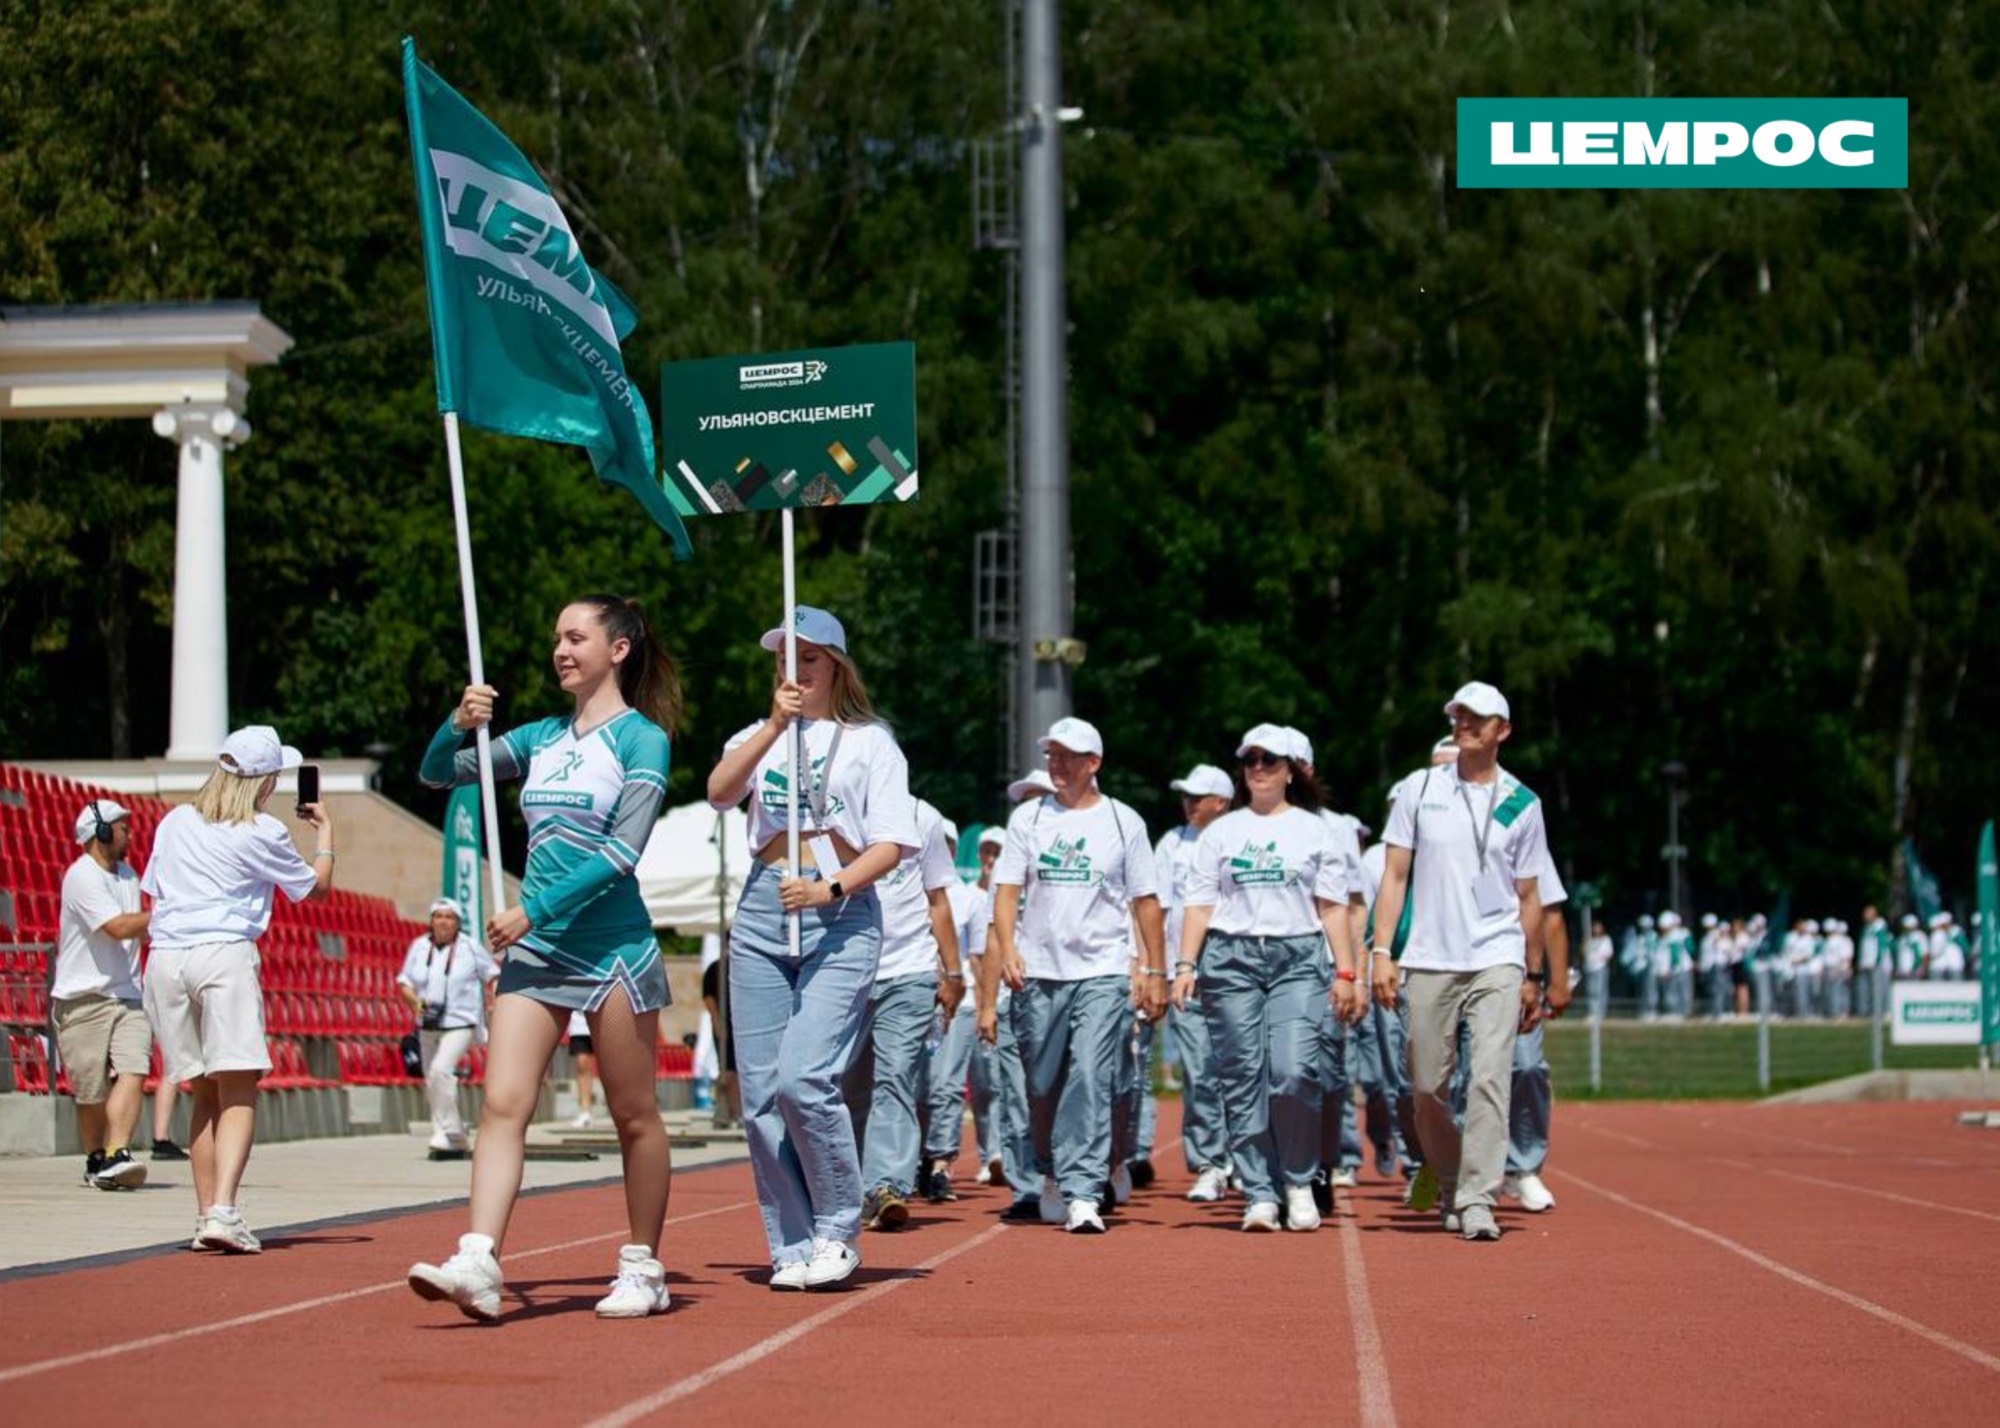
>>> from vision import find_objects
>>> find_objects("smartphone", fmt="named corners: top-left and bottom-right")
top-left (296, 764), bottom-right (320, 815)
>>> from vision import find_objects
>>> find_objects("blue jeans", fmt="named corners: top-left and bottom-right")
top-left (843, 971), bottom-right (936, 1197)
top-left (989, 991), bottom-right (1034, 1192)
top-left (730, 864), bottom-right (881, 1266)
top-left (922, 1000), bottom-right (979, 1161)
top-left (1449, 1016), bottom-right (1551, 1175)
top-left (1318, 1005), bottom-right (1363, 1173)
top-left (1356, 998), bottom-right (1416, 1173)
top-left (1199, 933), bottom-right (1330, 1204)
top-left (1012, 976), bottom-right (1128, 1202)
top-left (1170, 997), bottom-right (1230, 1172)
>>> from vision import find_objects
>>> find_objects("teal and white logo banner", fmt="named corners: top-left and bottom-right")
top-left (1889, 982), bottom-right (1982, 1047)
top-left (442, 784), bottom-right (483, 929)
top-left (1457, 98), bottom-right (1907, 189)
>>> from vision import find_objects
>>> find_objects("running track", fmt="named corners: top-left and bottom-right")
top-left (3, 1101), bottom-right (1998, 1424)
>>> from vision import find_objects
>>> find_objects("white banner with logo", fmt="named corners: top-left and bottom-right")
top-left (1889, 981), bottom-right (1983, 1046)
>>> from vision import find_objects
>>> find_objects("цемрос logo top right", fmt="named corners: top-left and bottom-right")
top-left (1457, 99), bottom-right (1907, 188)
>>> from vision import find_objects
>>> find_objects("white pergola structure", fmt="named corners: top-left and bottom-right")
top-left (0, 303), bottom-right (294, 760)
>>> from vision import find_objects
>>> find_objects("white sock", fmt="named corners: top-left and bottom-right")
top-left (210, 1204), bottom-right (238, 1219)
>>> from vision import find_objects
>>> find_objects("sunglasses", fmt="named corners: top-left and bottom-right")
top-left (1239, 751), bottom-right (1287, 770)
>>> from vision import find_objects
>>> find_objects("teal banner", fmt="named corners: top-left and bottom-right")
top-left (442, 784), bottom-right (483, 930)
top-left (1456, 98), bottom-right (1907, 188)
top-left (658, 342), bottom-right (918, 514)
top-left (1979, 821), bottom-right (1998, 1044)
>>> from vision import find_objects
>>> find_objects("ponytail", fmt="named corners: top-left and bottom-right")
top-left (575, 593), bottom-right (683, 736)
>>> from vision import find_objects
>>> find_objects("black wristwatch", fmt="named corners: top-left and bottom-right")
top-left (828, 879), bottom-right (846, 901)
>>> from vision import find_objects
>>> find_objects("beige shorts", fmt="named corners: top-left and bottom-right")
top-left (143, 941), bottom-right (270, 1082)
top-left (51, 995), bottom-right (153, 1104)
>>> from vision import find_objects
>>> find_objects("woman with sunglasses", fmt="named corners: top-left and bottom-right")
top-left (1171, 724), bottom-right (1361, 1232)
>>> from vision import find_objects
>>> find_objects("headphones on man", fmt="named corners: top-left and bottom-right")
top-left (88, 800), bottom-right (117, 845)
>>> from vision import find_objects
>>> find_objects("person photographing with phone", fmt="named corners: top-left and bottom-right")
top-left (141, 727), bottom-right (335, 1253)
top-left (396, 897), bottom-right (500, 1160)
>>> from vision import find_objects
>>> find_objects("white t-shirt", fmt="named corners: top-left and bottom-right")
top-left (1584, 934), bottom-right (1615, 971)
top-left (1823, 933), bottom-right (1855, 976)
top-left (948, 880), bottom-right (987, 959)
top-left (994, 795), bottom-right (1158, 980)
top-left (1187, 806), bottom-right (1350, 940)
top-left (716, 718), bottom-right (919, 861)
top-left (1320, 811), bottom-right (1368, 907)
top-left (397, 934), bottom-right (501, 1032)
top-left (1359, 841), bottom-right (1386, 907)
top-left (1154, 824), bottom-right (1204, 963)
top-left (54, 856), bottom-right (143, 1001)
top-left (875, 799), bottom-right (960, 981)
top-left (141, 805), bottom-right (319, 953)
top-left (1382, 760), bottom-right (1549, 974)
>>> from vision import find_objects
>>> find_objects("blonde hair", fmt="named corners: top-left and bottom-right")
top-left (192, 766), bottom-right (269, 825)
top-left (826, 648), bottom-right (883, 727)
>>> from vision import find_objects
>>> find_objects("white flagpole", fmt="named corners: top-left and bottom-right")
top-left (782, 506), bottom-right (802, 957)
top-left (443, 412), bottom-right (510, 927)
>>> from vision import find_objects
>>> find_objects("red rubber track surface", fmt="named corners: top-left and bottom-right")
top-left (2, 1101), bottom-right (1998, 1425)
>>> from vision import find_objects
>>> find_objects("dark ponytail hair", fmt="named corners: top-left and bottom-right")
top-left (1230, 759), bottom-right (1327, 813)
top-left (575, 594), bottom-right (682, 736)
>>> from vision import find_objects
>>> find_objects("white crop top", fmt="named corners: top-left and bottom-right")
top-left (715, 717), bottom-right (919, 860)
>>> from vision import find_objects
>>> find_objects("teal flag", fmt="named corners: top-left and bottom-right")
top-left (1979, 822), bottom-right (1998, 1045)
top-left (401, 37), bottom-right (690, 559)
top-left (442, 785), bottom-right (484, 931)
top-left (1905, 839), bottom-right (1943, 923)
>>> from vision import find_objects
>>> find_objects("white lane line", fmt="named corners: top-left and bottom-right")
top-left (1569, 1121), bottom-right (1659, 1151)
top-left (0, 1199), bottom-right (754, 1386)
top-left (1336, 1200), bottom-right (1398, 1428)
top-left (583, 1223), bottom-right (1009, 1427)
top-left (1559, 1170), bottom-right (2000, 1375)
top-left (1761, 1168), bottom-right (2000, 1226)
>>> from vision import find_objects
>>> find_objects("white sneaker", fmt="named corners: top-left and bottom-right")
top-left (1187, 1167), bottom-right (1229, 1202)
top-left (769, 1260), bottom-right (810, 1292)
top-left (194, 1209), bottom-right (262, 1255)
top-left (595, 1245), bottom-right (671, 1318)
top-left (1241, 1201), bottom-right (1281, 1232)
top-left (1461, 1205), bottom-right (1502, 1241)
top-left (1330, 1167), bottom-right (1359, 1190)
top-left (1503, 1172), bottom-right (1557, 1213)
top-left (570, 1110), bottom-right (594, 1129)
top-left (975, 1160), bottom-right (994, 1185)
top-left (803, 1237), bottom-right (860, 1290)
top-left (1038, 1175), bottom-right (1065, 1225)
top-left (408, 1233), bottom-right (504, 1320)
top-left (1064, 1199), bottom-right (1106, 1234)
top-left (1109, 1163), bottom-right (1133, 1206)
top-left (1283, 1185), bottom-right (1322, 1232)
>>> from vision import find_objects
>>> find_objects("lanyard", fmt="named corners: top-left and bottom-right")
top-left (1455, 776), bottom-right (1500, 872)
top-left (424, 939), bottom-right (457, 998)
top-left (805, 721), bottom-right (844, 827)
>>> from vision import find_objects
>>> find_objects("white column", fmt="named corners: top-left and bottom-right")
top-left (153, 405), bottom-right (249, 761)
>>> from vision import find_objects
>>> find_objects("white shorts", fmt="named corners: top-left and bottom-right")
top-left (143, 941), bottom-right (270, 1081)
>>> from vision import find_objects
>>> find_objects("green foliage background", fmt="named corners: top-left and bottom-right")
top-left (4, 1), bottom-right (1996, 919)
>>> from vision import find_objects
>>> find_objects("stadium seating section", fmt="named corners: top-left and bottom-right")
top-left (0, 762), bottom-right (694, 1104)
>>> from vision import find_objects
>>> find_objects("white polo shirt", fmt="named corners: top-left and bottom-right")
top-left (994, 794), bottom-right (1158, 980)
top-left (54, 856), bottom-right (143, 1001)
top-left (397, 934), bottom-right (502, 1033)
top-left (141, 805), bottom-right (319, 952)
top-left (874, 799), bottom-right (959, 982)
top-left (1383, 760), bottom-right (1548, 974)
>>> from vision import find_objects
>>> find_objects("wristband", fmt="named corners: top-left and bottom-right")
top-left (1138, 967), bottom-right (1167, 979)
top-left (1174, 960), bottom-right (1199, 974)
top-left (1335, 969), bottom-right (1357, 983)
top-left (313, 849), bottom-right (336, 861)
top-left (1370, 947), bottom-right (1394, 958)
top-left (943, 970), bottom-right (966, 982)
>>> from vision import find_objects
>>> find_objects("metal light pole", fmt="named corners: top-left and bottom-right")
top-left (1016, 0), bottom-right (1075, 770)
top-left (1662, 760), bottom-right (1689, 922)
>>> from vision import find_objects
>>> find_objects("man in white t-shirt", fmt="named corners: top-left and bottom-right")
top-left (844, 798), bottom-right (963, 1230)
top-left (1156, 763), bottom-right (1234, 1201)
top-left (992, 717), bottom-right (1166, 1233)
top-left (54, 800), bottom-right (154, 1191)
top-left (1370, 683), bottom-right (1547, 1242)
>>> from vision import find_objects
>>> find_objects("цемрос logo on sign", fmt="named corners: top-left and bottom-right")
top-left (1456, 99), bottom-right (1907, 188)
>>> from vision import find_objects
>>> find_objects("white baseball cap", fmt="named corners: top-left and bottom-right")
top-left (218, 725), bottom-right (304, 778)
top-left (1235, 723), bottom-right (1293, 760)
top-left (760, 605), bottom-right (848, 654)
top-left (1701, 912), bottom-right (1718, 928)
top-left (1444, 682), bottom-right (1511, 722)
top-left (1660, 910), bottom-right (1682, 929)
top-left (1284, 727), bottom-right (1315, 766)
top-left (429, 897), bottom-right (467, 921)
top-left (1170, 764), bottom-right (1233, 801)
top-left (1638, 914), bottom-right (1655, 929)
top-left (1037, 717), bottom-right (1104, 758)
top-left (978, 826), bottom-right (1005, 850)
top-left (1901, 914), bottom-right (1920, 929)
top-left (73, 800), bottom-right (131, 845)
top-left (1007, 768), bottom-right (1057, 802)
top-left (1929, 912), bottom-right (1950, 929)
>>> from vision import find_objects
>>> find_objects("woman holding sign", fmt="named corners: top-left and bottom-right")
top-left (406, 595), bottom-right (679, 1322)
top-left (707, 607), bottom-right (918, 1291)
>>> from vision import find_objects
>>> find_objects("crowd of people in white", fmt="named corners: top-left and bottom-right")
top-left (1584, 905), bottom-right (1978, 1022)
